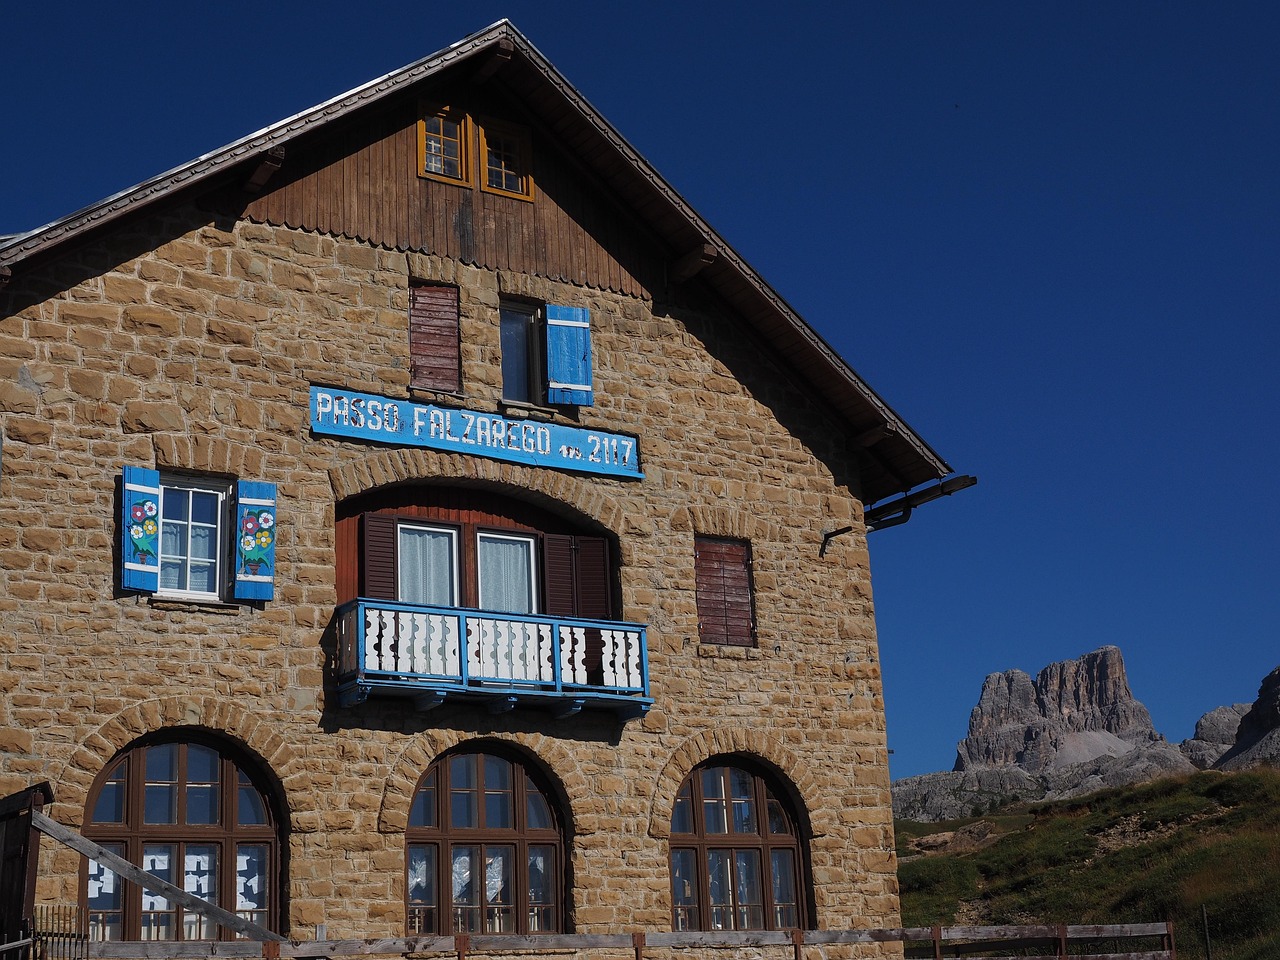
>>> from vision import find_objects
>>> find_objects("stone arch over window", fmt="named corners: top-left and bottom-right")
top-left (646, 728), bottom-right (828, 841)
top-left (81, 728), bottom-right (285, 942)
top-left (667, 756), bottom-right (811, 932)
top-left (667, 503), bottom-right (782, 544)
top-left (54, 697), bottom-right (303, 831)
top-left (402, 742), bottom-right (570, 935)
top-left (326, 449), bottom-right (627, 536)
top-left (379, 733), bottom-right (589, 838)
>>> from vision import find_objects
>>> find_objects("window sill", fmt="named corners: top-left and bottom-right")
top-left (696, 643), bottom-right (763, 660)
top-left (498, 400), bottom-right (560, 421)
top-left (408, 386), bottom-right (468, 403)
top-left (148, 596), bottom-right (244, 616)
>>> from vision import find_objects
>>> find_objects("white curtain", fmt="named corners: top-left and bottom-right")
top-left (478, 536), bottom-right (534, 613)
top-left (400, 527), bottom-right (456, 605)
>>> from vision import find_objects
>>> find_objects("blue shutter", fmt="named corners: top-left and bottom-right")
top-left (121, 466), bottom-right (161, 592)
top-left (545, 305), bottom-right (593, 405)
top-left (233, 480), bottom-right (277, 601)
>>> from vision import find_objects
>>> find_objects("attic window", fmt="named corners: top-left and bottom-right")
top-left (418, 106), bottom-right (470, 185)
top-left (479, 118), bottom-right (534, 201)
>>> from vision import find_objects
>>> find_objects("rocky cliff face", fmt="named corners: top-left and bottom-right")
top-left (1179, 704), bottom-right (1250, 769)
top-left (1214, 666), bottom-right (1280, 770)
top-left (954, 646), bottom-right (1161, 773)
top-left (894, 647), bottom-right (1193, 821)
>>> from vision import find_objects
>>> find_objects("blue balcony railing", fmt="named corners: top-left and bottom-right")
top-left (335, 599), bottom-right (652, 719)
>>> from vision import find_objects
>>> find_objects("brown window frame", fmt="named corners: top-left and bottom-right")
top-left (406, 749), bottom-right (565, 935)
top-left (669, 760), bottom-right (807, 932)
top-left (81, 732), bottom-right (281, 942)
top-left (408, 282), bottom-right (462, 394)
top-left (694, 535), bottom-right (757, 646)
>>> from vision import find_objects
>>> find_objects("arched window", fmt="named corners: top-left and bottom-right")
top-left (406, 749), bottom-right (565, 935)
top-left (82, 732), bottom-right (281, 941)
top-left (669, 761), bottom-right (807, 931)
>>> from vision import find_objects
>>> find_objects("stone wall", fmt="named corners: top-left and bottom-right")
top-left (0, 203), bottom-right (899, 944)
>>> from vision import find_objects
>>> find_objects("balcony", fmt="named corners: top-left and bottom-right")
top-left (335, 599), bottom-right (652, 719)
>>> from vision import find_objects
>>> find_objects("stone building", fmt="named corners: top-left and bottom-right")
top-left (0, 20), bottom-right (966, 953)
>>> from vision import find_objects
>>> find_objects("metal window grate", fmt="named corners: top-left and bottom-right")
top-left (32, 906), bottom-right (85, 960)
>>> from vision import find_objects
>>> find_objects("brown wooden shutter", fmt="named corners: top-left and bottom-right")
top-left (694, 536), bottom-right (755, 646)
top-left (542, 534), bottom-right (575, 617)
top-left (362, 513), bottom-right (399, 601)
top-left (409, 283), bottom-right (461, 393)
top-left (542, 534), bottom-right (611, 619)
top-left (574, 536), bottom-right (611, 620)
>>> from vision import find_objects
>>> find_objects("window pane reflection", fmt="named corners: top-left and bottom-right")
top-left (670, 848), bottom-right (699, 931)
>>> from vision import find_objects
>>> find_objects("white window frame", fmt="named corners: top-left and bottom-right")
top-left (476, 531), bottom-right (539, 615)
top-left (157, 476), bottom-right (232, 602)
top-left (397, 522), bottom-right (461, 607)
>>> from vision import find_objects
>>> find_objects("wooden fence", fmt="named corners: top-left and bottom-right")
top-left (72, 922), bottom-right (1175, 959)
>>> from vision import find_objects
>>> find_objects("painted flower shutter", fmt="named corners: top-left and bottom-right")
top-left (409, 283), bottom-right (461, 393)
top-left (362, 513), bottom-right (399, 601)
top-left (233, 480), bottom-right (277, 601)
top-left (121, 466), bottom-right (161, 592)
top-left (544, 305), bottom-right (593, 406)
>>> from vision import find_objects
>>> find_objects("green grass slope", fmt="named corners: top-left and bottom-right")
top-left (896, 769), bottom-right (1280, 960)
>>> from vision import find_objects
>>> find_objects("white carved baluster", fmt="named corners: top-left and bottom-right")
top-left (504, 621), bottom-right (520, 680)
top-left (467, 618), bottom-right (483, 680)
top-left (409, 612), bottom-right (429, 674)
top-left (537, 625), bottom-right (553, 682)
top-left (601, 630), bottom-right (619, 687)
top-left (422, 615), bottom-right (441, 675)
top-left (490, 619), bottom-right (508, 679)
top-left (519, 622), bottom-right (538, 681)
top-left (443, 616), bottom-right (461, 678)
top-left (481, 619), bottom-right (499, 680)
top-left (362, 607), bottom-right (379, 671)
top-left (569, 627), bottom-right (587, 684)
top-left (558, 626), bottom-right (573, 686)
top-left (509, 620), bottom-right (523, 680)
top-left (626, 631), bottom-right (642, 687)
top-left (366, 608), bottom-right (389, 670)
top-left (484, 619), bottom-right (499, 679)
top-left (393, 612), bottom-right (409, 673)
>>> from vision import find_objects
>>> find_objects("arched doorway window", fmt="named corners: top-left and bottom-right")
top-left (669, 760), bottom-right (807, 931)
top-left (82, 732), bottom-right (282, 941)
top-left (406, 749), bottom-right (565, 934)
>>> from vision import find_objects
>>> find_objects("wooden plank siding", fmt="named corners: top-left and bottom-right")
top-left (237, 97), bottom-right (664, 299)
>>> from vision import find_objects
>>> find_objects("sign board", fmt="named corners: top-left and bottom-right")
top-left (309, 386), bottom-right (642, 479)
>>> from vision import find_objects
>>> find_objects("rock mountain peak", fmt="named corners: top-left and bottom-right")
top-left (892, 646), bottom-right (1280, 821)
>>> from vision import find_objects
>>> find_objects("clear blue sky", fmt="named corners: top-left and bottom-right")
top-left (5, 3), bottom-right (1278, 780)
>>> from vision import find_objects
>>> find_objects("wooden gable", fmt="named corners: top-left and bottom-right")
top-left (232, 84), bottom-right (665, 299)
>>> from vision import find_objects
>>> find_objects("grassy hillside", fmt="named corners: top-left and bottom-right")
top-left (896, 769), bottom-right (1280, 960)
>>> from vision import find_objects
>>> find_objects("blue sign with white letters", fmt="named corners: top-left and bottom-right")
top-left (309, 386), bottom-right (642, 479)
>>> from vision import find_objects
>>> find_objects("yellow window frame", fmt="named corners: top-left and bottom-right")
top-left (478, 117), bottom-right (535, 202)
top-left (417, 105), bottom-right (472, 186)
